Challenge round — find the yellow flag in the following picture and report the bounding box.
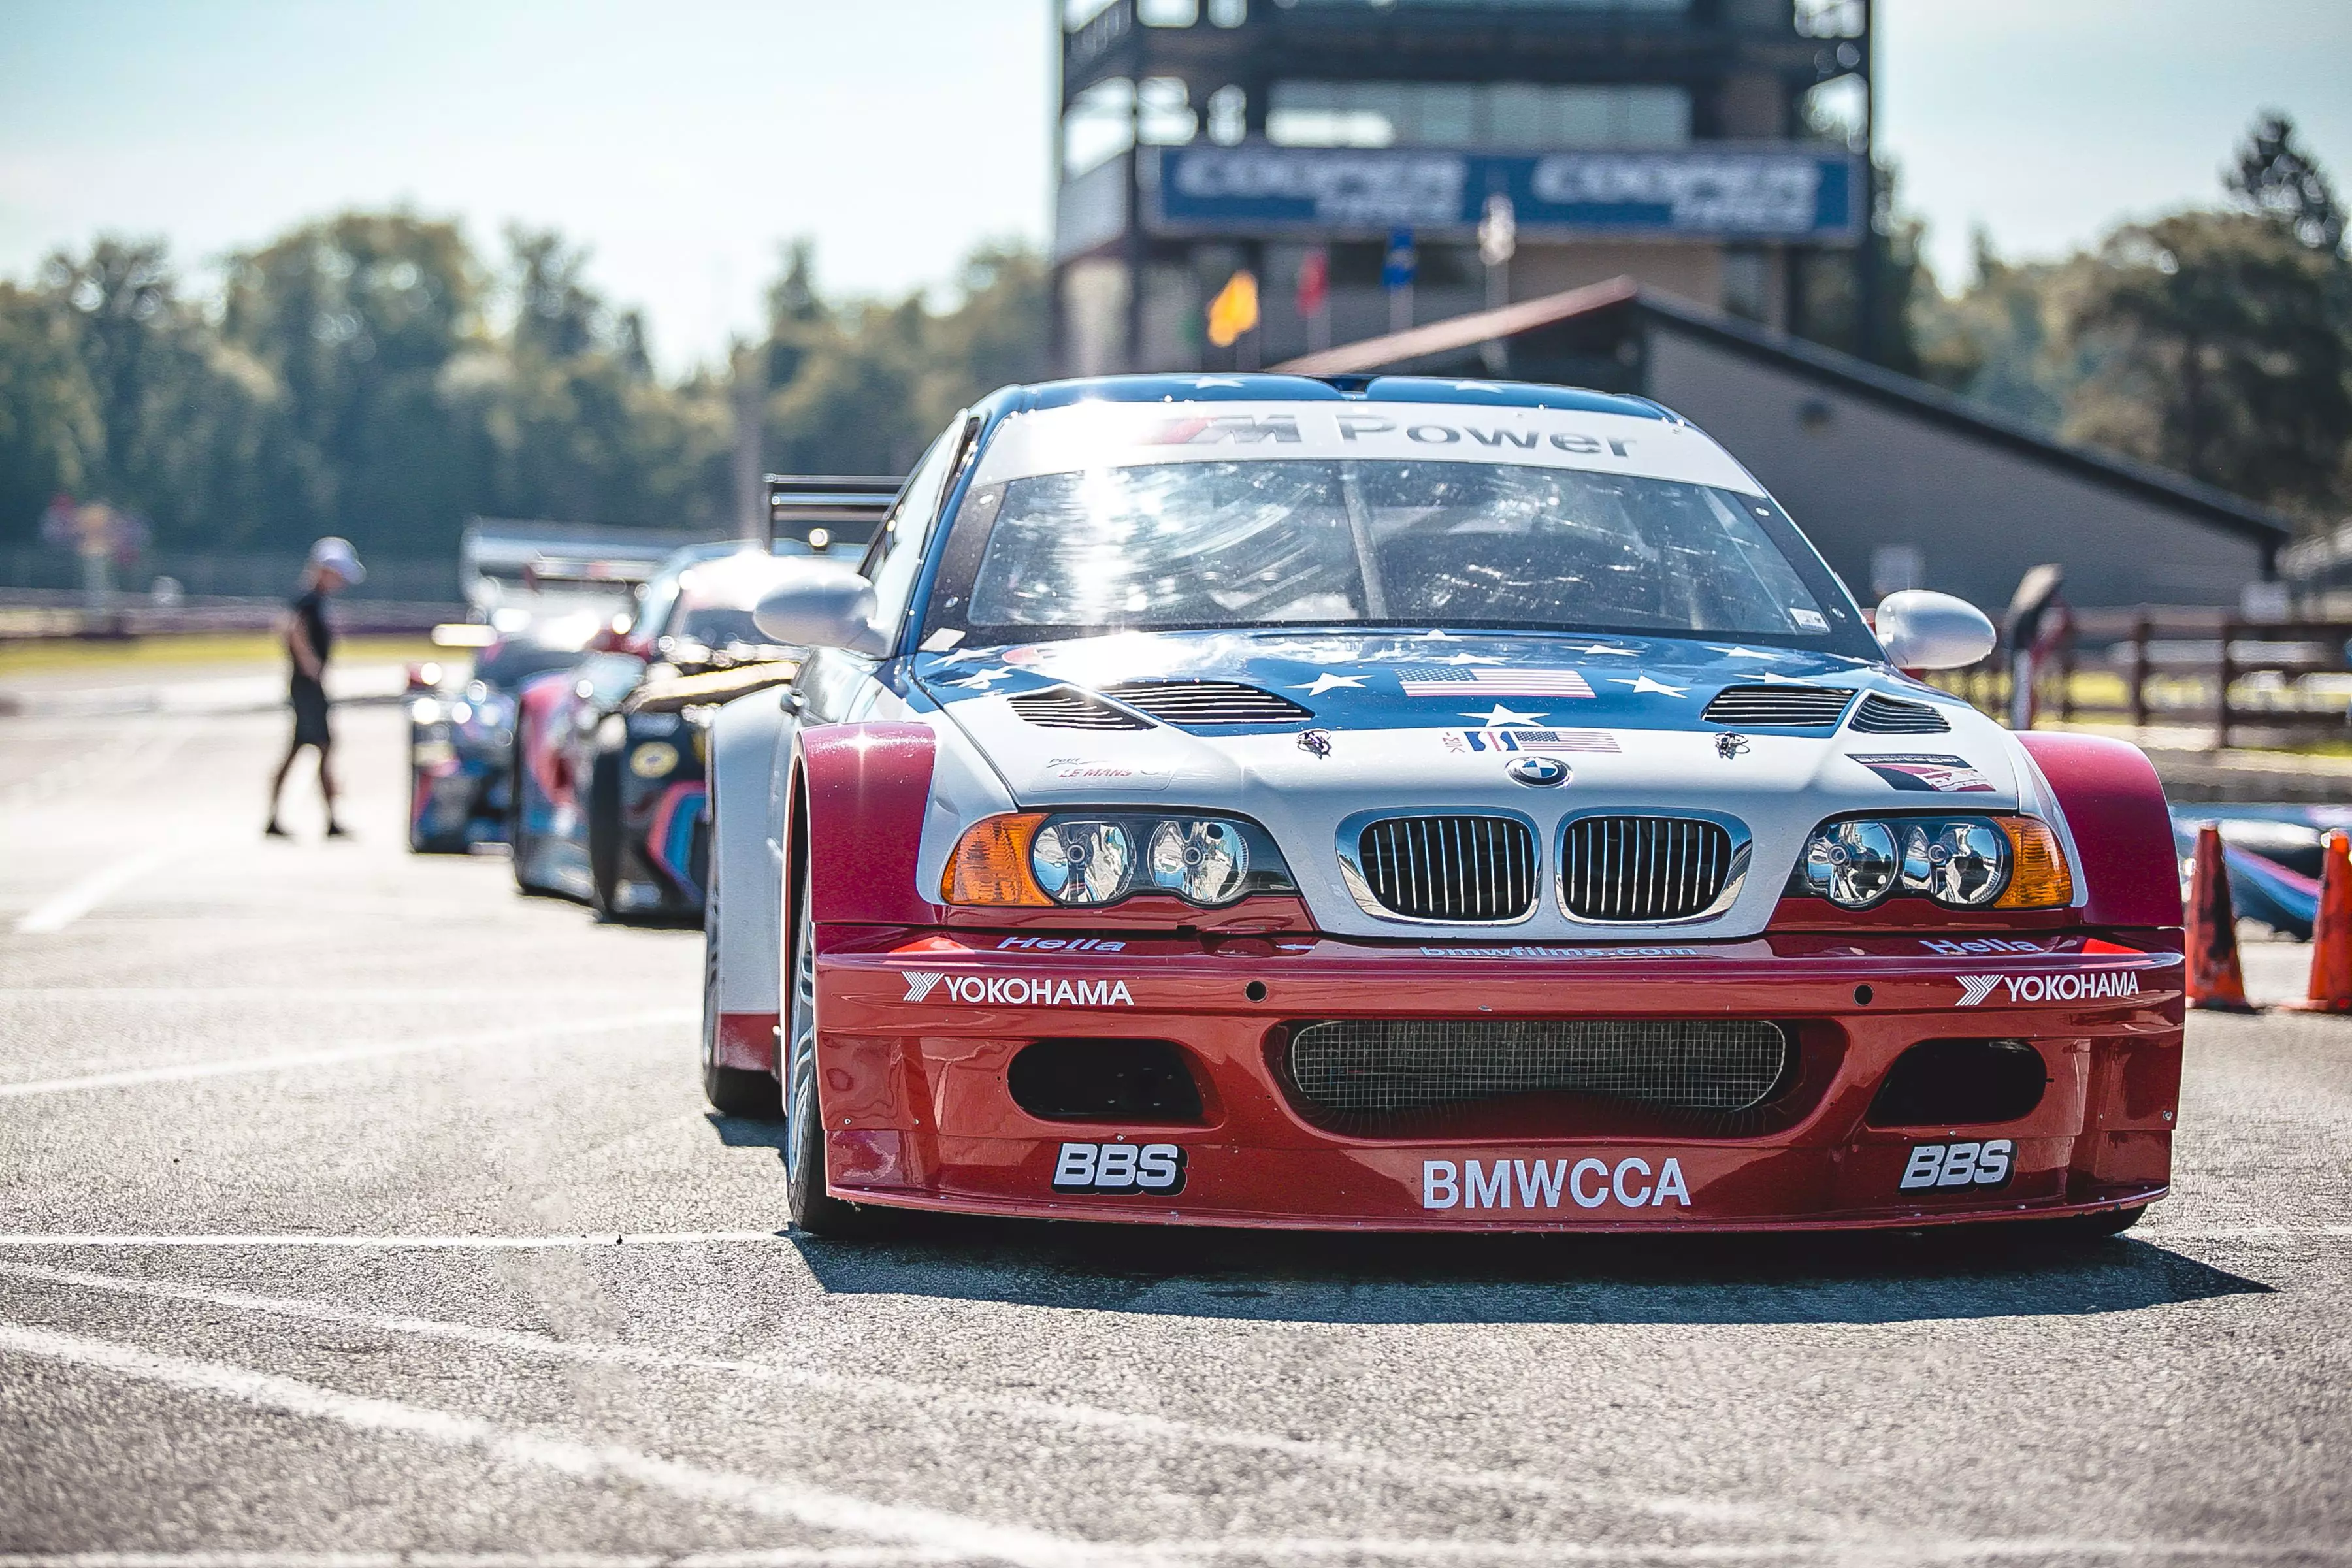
[1205,270,1260,348]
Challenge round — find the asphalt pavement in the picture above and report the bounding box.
[1,688,2348,1567]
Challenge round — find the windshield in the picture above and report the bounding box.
[923,460,1864,651]
[474,642,585,689]
[670,606,770,648]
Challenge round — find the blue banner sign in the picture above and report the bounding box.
[1145,144,1862,244]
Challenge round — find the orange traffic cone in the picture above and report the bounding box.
[2287,829,2352,1013]
[2185,825,2257,1012]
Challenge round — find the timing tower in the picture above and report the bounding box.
[1051,0,1875,377]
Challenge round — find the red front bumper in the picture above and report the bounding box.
[806,927,2183,1232]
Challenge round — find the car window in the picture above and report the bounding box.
[863,416,975,643]
[924,459,1867,655]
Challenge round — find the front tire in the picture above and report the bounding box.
[586,743,626,920]
[701,817,779,1119]
[783,855,889,1239]
[509,735,555,896]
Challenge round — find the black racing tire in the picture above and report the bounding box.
[509,732,558,896]
[783,853,890,1239]
[586,743,626,920]
[701,817,780,1120]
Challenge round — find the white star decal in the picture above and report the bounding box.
[1412,629,1460,641]
[1569,643,1642,657]
[1463,704,1547,727]
[1608,675,1690,698]
[928,647,988,667]
[1706,645,1786,661]
[1288,672,1367,696]
[952,667,1017,689]
[1757,670,1821,685]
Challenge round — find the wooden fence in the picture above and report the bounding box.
[1931,608,2352,750]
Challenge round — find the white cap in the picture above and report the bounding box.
[308,536,366,585]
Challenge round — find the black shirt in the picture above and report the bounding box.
[289,588,333,690]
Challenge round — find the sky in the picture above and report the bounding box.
[3,0,2347,374]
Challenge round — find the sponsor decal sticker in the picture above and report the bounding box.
[901,972,1135,1007]
[1442,728,1620,754]
[629,742,680,779]
[1422,1156,1691,1211]
[1922,938,2044,956]
[1955,970,2143,1006]
[1852,753,1995,793]
[996,936,1126,952]
[1054,1141,1186,1194]
[1899,1139,2014,1191]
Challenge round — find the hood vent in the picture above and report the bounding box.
[1006,687,1152,730]
[1101,680,1314,727]
[1849,693,1952,734]
[1701,685,1855,727]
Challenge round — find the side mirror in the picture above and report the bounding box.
[754,565,889,657]
[1874,590,1997,671]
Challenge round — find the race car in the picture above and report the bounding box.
[406,621,602,854]
[509,544,814,919]
[699,374,2185,1241]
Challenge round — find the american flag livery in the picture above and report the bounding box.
[1395,666,1595,698]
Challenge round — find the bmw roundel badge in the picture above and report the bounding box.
[1505,755,1572,788]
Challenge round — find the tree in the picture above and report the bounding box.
[2056,210,2351,521]
[2227,112,2345,255]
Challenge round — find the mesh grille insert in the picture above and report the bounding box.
[1356,815,1537,922]
[1701,685,1855,727]
[1286,1018,1791,1117]
[1850,693,1952,734]
[1102,680,1313,726]
[1005,686,1152,730]
[1560,815,1734,922]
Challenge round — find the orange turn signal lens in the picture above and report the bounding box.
[1995,817,2074,909]
[943,813,1052,906]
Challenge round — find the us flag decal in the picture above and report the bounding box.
[1396,666,1595,698]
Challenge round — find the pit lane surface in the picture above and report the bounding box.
[2,697,2347,1567]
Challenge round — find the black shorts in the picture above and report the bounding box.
[290,681,333,747]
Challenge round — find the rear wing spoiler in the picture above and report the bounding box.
[461,518,715,596]
[517,554,662,591]
[764,474,903,555]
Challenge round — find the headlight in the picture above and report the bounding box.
[945,811,1293,909]
[1803,819,1901,908]
[1797,814,2068,911]
[1149,819,1249,905]
[1032,820,1134,906]
[1902,819,2007,907]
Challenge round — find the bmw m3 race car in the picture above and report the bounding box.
[699,374,2185,1240]
[407,624,602,854]
[510,544,813,919]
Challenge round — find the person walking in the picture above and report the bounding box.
[265,537,365,839]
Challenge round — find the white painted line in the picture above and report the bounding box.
[0,1318,1099,1568]
[0,1232,786,1250]
[0,1009,694,1100]
[14,843,184,934]
[0,1262,1835,1538]
[0,1560,911,1568]
[2146,1224,2352,1240]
